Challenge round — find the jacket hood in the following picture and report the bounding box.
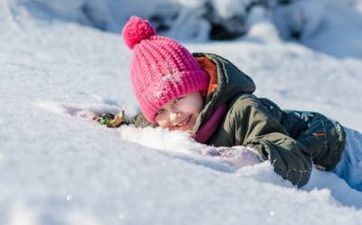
[192,52,256,133]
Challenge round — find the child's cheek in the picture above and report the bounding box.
[156,119,171,129]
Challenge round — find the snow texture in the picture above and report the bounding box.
[1,0,362,224]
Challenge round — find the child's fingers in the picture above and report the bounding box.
[73,110,98,121]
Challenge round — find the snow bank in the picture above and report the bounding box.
[10,0,362,59]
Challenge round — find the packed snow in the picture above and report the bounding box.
[1,0,362,225]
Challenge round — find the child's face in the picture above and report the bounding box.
[155,92,204,133]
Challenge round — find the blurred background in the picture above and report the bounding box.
[4,0,362,58]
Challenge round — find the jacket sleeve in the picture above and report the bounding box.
[230,96,312,187]
[122,112,156,128]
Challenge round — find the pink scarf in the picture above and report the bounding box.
[193,104,227,143]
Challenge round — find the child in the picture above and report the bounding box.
[114,16,362,190]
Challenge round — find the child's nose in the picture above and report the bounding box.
[169,111,181,124]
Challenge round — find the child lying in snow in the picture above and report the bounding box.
[98,16,362,190]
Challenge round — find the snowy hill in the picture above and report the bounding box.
[1,1,362,225]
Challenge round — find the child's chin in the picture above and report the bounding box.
[183,129,192,134]
[172,125,193,133]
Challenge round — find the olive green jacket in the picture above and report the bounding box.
[124,53,346,187]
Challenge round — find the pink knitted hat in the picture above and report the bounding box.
[122,16,209,123]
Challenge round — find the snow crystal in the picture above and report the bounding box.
[151,69,183,102]
[66,195,73,202]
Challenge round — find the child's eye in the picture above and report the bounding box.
[156,109,165,116]
[173,97,183,104]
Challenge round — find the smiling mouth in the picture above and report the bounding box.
[175,115,191,128]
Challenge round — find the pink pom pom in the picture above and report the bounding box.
[122,16,156,49]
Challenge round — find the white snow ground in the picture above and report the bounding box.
[1,1,362,225]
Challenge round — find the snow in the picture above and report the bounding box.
[273,0,362,58]
[1,0,362,225]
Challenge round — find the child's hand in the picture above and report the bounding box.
[97,111,125,128]
[200,146,260,169]
[71,109,126,128]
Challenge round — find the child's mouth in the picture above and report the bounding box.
[175,115,191,128]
